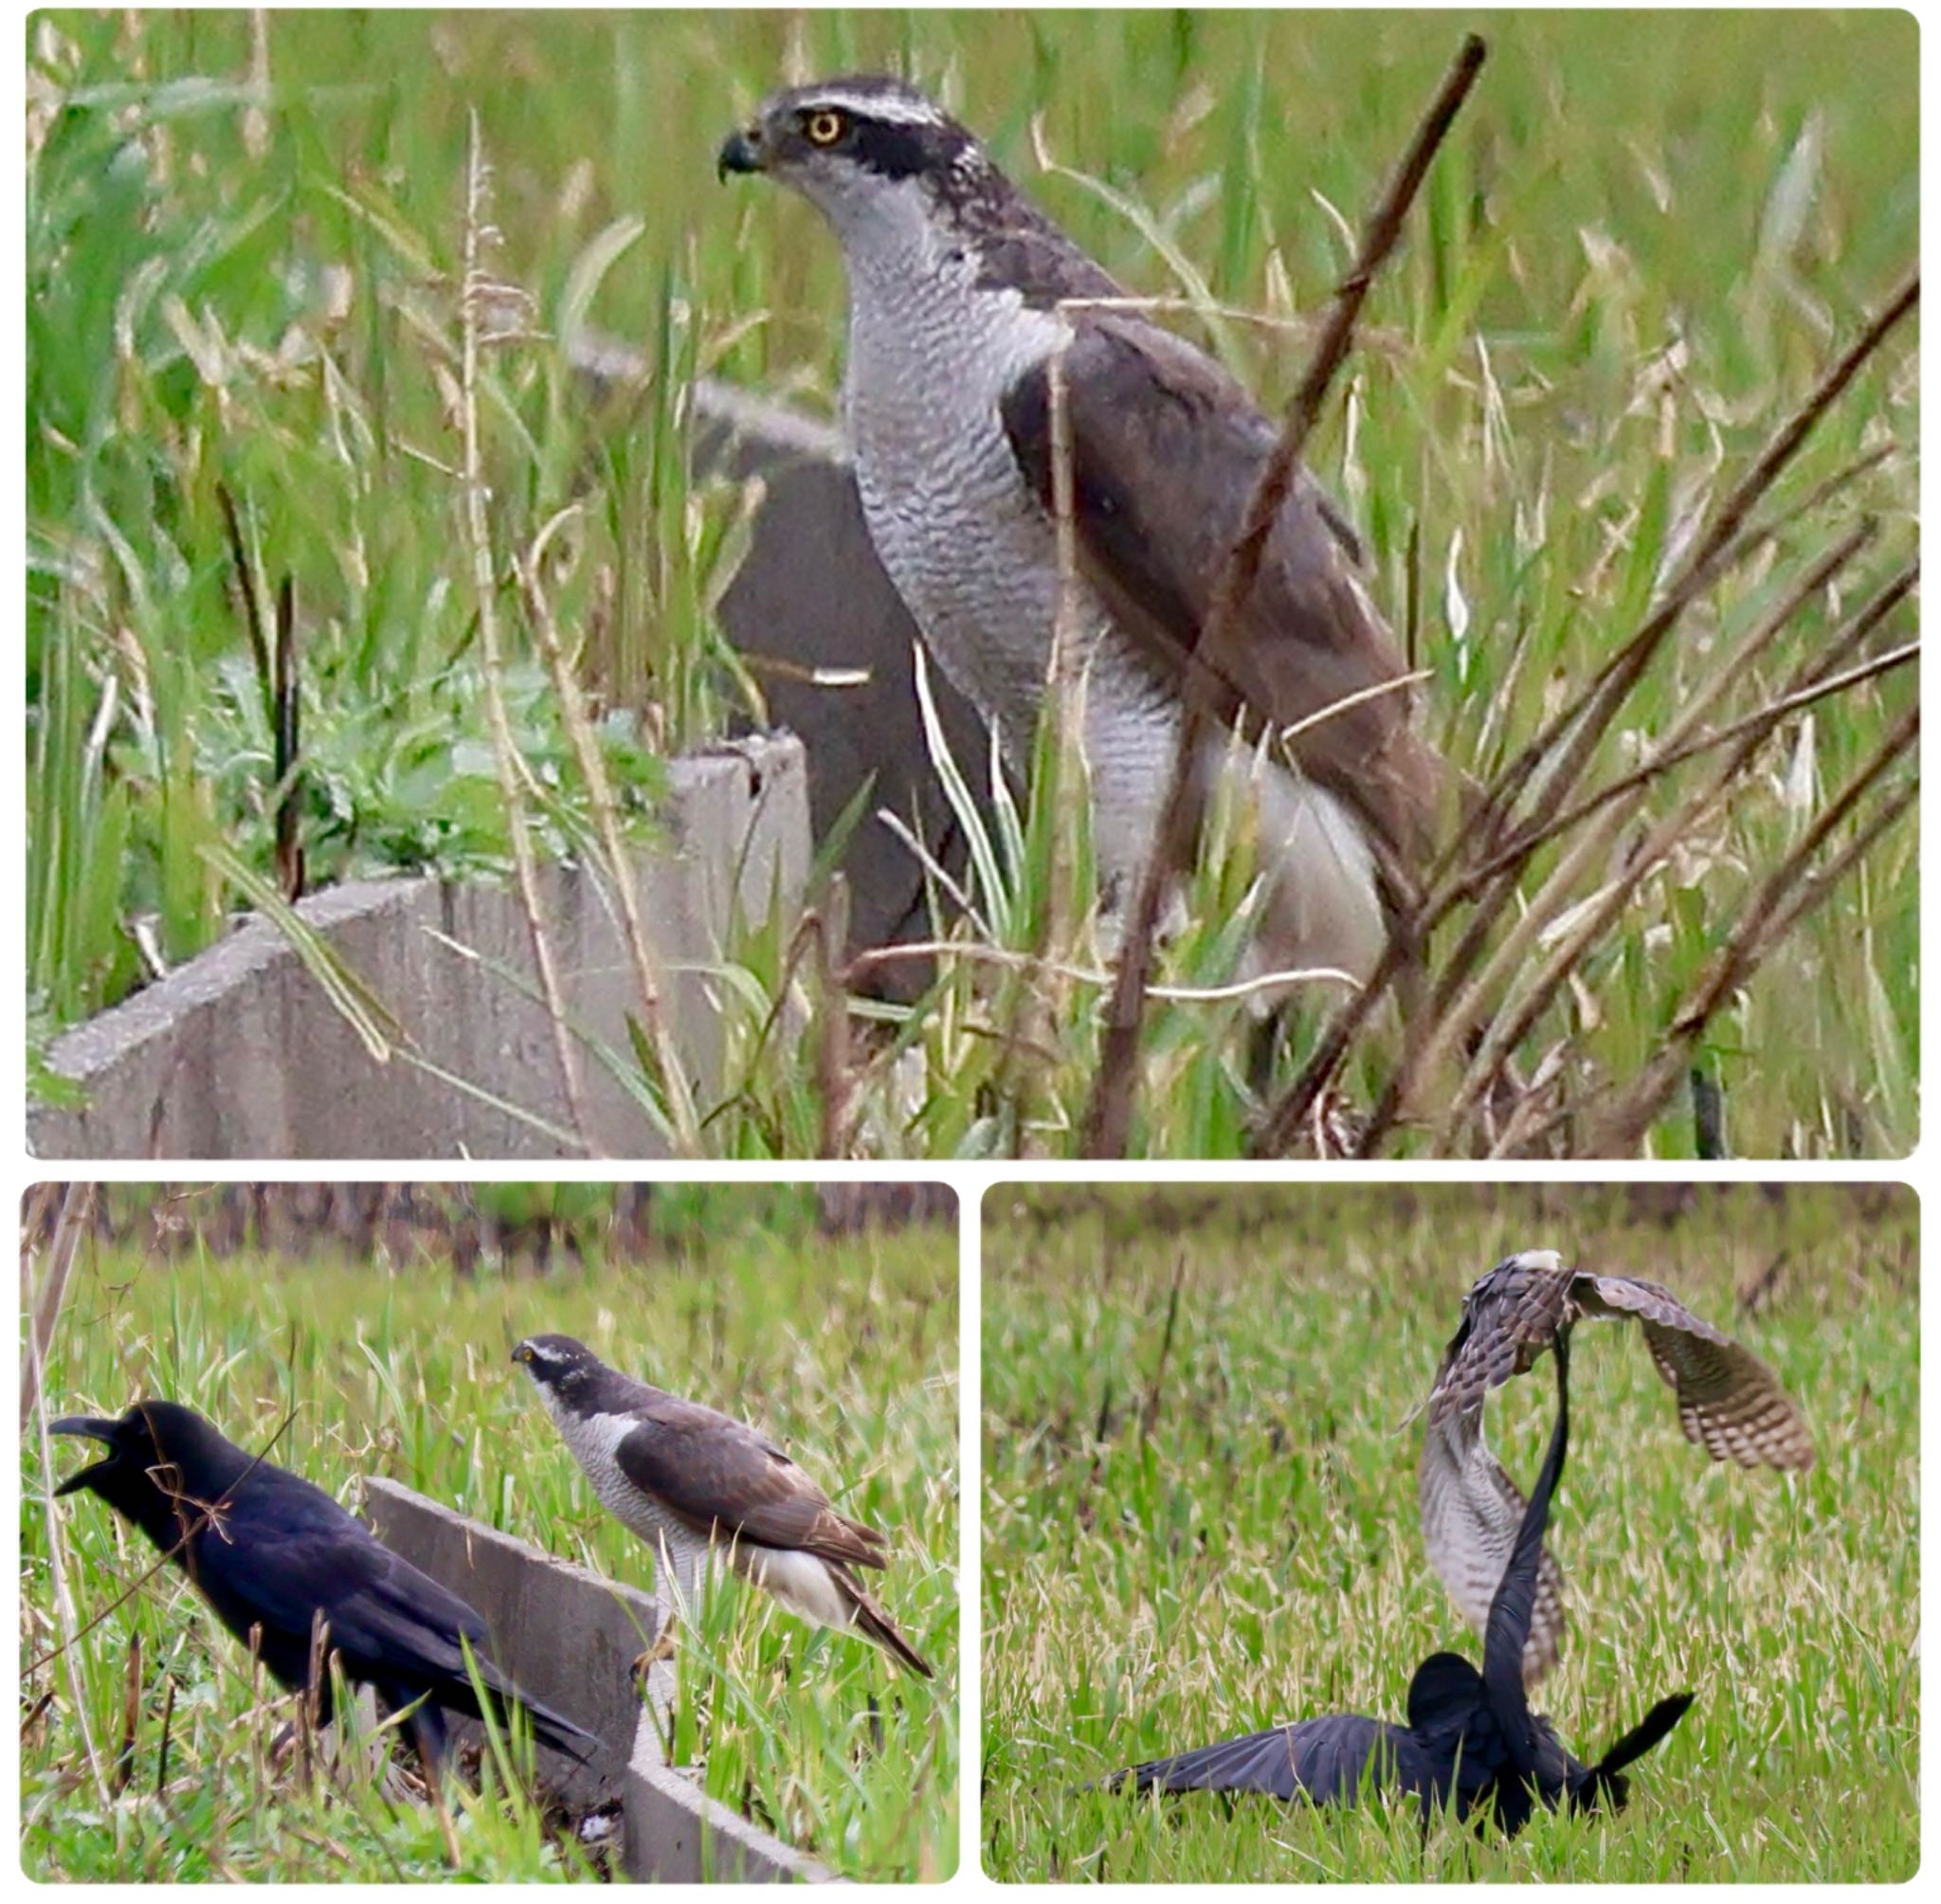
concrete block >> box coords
[28,734,810,1160]
[363,1478,835,1884]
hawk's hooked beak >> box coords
[48,1415,119,1496]
[717,125,766,181]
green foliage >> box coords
[22,1208,959,1880]
[982,1184,1918,1880]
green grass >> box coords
[21,1193,959,1881]
[981,1184,1917,1879]
[27,10,1917,1156]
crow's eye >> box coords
[804,109,847,147]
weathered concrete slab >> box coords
[692,379,995,997]
[584,350,996,997]
[364,1477,836,1883]
[29,735,809,1161]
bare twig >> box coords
[1444,526,1894,902]
[1414,274,1919,1113]
[1082,32,1490,1157]
[1465,269,1917,854]
[1261,311,1913,1160]
[1580,709,1917,1153]
[1432,561,1916,1146]
[114,1632,141,1794]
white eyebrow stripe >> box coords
[788,88,948,127]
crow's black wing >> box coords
[191,1481,592,1758]
[1114,1713,1424,1806]
[196,1479,489,1673]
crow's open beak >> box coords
[717,126,765,181]
[48,1415,118,1496]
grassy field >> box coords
[21,1189,959,1881]
[982,1184,1917,1879]
[27,10,1917,1156]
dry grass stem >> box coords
[518,526,702,1155]
[457,114,596,1154]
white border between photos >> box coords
[8,0,1934,1890]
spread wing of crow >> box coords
[1104,1333,1694,1835]
[1421,1249,1814,1685]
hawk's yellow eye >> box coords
[805,109,845,147]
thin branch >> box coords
[1081,32,1490,1158]
[1465,269,1917,852]
[1580,711,1917,1154]
[1430,562,1916,1146]
[1468,626,1914,900]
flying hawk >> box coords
[719,75,1442,985]
[1420,1248,1815,1683]
[511,1333,932,1677]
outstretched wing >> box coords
[1420,1256,1813,1683]
[615,1393,889,1569]
[1571,1275,1816,1470]
[1111,1713,1424,1806]
[999,308,1441,875]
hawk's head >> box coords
[717,74,1026,259]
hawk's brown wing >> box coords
[999,308,1442,876]
[1571,1275,1817,1471]
[1420,1260,1814,1686]
[1425,1266,1574,1433]
[615,1394,889,1569]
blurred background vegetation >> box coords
[27,10,1917,1156]
[21,1180,959,1881]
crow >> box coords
[51,1399,596,1770]
[1105,1331,1693,1835]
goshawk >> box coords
[1420,1248,1814,1684]
[512,1333,932,1676]
[719,75,1442,984]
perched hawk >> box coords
[512,1333,932,1676]
[1420,1248,1815,1683]
[719,75,1442,984]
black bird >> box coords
[1107,1332,1693,1835]
[51,1399,596,1769]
